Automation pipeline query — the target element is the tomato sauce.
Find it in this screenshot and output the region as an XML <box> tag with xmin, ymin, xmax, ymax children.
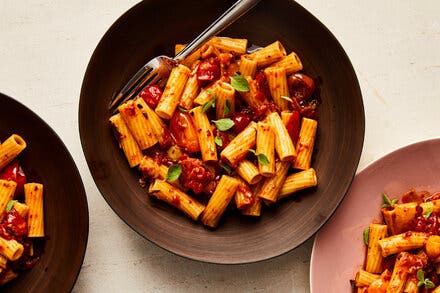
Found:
<box><xmin>180</xmin><ymin>158</ymin><xmax>214</xmax><ymax>195</ymax></box>
<box><xmin>196</xmin><ymin>57</ymin><xmax>221</xmax><ymax>87</ymax></box>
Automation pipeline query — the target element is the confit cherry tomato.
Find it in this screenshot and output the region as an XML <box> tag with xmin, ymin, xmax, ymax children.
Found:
<box><xmin>140</xmin><ymin>84</ymin><xmax>163</xmax><ymax>109</ymax></box>
<box><xmin>287</xmin><ymin>73</ymin><xmax>315</xmax><ymax>100</ymax></box>
<box><xmin>231</xmin><ymin>112</ymin><xmax>251</xmax><ymax>133</ymax></box>
<box><xmin>0</xmin><ymin>161</ymin><xmax>26</xmax><ymax>197</ymax></box>
<box><xmin>169</xmin><ymin>110</ymin><xmax>200</xmax><ymax>153</ymax></box>
<box><xmin>196</xmin><ymin>57</ymin><xmax>220</xmax><ymax>87</ymax></box>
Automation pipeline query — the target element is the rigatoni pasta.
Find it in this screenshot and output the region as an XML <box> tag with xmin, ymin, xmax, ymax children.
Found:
<box><xmin>110</xmin><ymin>37</ymin><xmax>320</xmax><ymax>228</ymax></box>
<box><xmin>353</xmin><ymin>189</ymin><xmax>440</xmax><ymax>291</ymax></box>
<box><xmin>0</xmin><ymin>134</ymin><xmax>26</xmax><ymax>171</ymax></box>
<box><xmin>0</xmin><ymin>134</ymin><xmax>45</xmax><ymax>285</ymax></box>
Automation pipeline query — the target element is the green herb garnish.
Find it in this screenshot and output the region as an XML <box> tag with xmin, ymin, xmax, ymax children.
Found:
<box><xmin>363</xmin><ymin>227</ymin><xmax>369</xmax><ymax>246</ymax></box>
<box><xmin>381</xmin><ymin>193</ymin><xmax>398</xmax><ymax>208</ymax></box>
<box><xmin>212</xmin><ymin>118</ymin><xmax>234</xmax><ymax>131</ymax></box>
<box><xmin>201</xmin><ymin>96</ymin><xmax>216</xmax><ymax>113</ymax></box>
<box><xmin>221</xmin><ymin>163</ymin><xmax>234</xmax><ymax>175</ymax></box>
<box><xmin>425</xmin><ymin>207</ymin><xmax>434</xmax><ymax>218</ymax></box>
<box><xmin>5</xmin><ymin>200</ymin><xmax>16</xmax><ymax>213</ymax></box>
<box><xmin>214</xmin><ymin>136</ymin><xmax>223</xmax><ymax>147</ymax></box>
<box><xmin>248</xmin><ymin>149</ymin><xmax>270</xmax><ymax>165</ymax></box>
<box><xmin>231</xmin><ymin>74</ymin><xmax>250</xmax><ymax>92</ymax></box>
<box><xmin>178</xmin><ymin>106</ymin><xmax>189</xmax><ymax>112</ymax></box>
<box><xmin>166</xmin><ymin>163</ymin><xmax>182</xmax><ymax>182</ymax></box>
<box><xmin>224</xmin><ymin>100</ymin><xmax>232</xmax><ymax>116</ymax></box>
<box><xmin>417</xmin><ymin>270</ymin><xmax>435</xmax><ymax>289</ymax></box>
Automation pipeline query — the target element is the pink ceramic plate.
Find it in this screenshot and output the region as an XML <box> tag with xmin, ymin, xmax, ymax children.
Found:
<box><xmin>310</xmin><ymin>138</ymin><xmax>440</xmax><ymax>292</ymax></box>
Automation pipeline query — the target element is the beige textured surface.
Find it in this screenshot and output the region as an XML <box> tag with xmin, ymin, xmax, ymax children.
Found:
<box><xmin>0</xmin><ymin>0</ymin><xmax>439</xmax><ymax>292</ymax></box>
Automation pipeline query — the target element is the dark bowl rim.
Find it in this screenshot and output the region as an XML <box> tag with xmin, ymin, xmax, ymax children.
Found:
<box><xmin>78</xmin><ymin>0</ymin><xmax>365</xmax><ymax>265</ymax></box>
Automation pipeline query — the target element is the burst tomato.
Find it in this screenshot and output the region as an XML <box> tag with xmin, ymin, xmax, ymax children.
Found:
<box><xmin>140</xmin><ymin>84</ymin><xmax>163</xmax><ymax>109</ymax></box>
<box><xmin>169</xmin><ymin>110</ymin><xmax>200</xmax><ymax>153</ymax></box>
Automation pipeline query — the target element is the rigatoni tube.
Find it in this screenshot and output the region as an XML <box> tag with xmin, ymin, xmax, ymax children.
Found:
<box><xmin>25</xmin><ymin>183</ymin><xmax>44</xmax><ymax>237</ymax></box>
<box><xmin>294</xmin><ymin>118</ymin><xmax>318</xmax><ymax>170</ymax></box>
<box><xmin>134</xmin><ymin>97</ymin><xmax>172</xmax><ymax>147</ymax></box>
<box><xmin>273</xmin><ymin>52</ymin><xmax>303</xmax><ymax>74</ymax></box>
<box><xmin>378</xmin><ymin>231</ymin><xmax>428</xmax><ymax>257</ymax></box>
<box><xmin>109</xmin><ymin>114</ymin><xmax>143</xmax><ymax>167</ymax></box>
<box><xmin>278</xmin><ymin>168</ymin><xmax>317</xmax><ymax>200</ymax></box>
<box><xmin>366</xmin><ymin>224</ymin><xmax>388</xmax><ymax>273</ymax></box>
<box><xmin>220</xmin><ymin>122</ymin><xmax>257</xmax><ymax>167</ymax></box>
<box><xmin>179</xmin><ymin>73</ymin><xmax>200</xmax><ymax>110</ymax></box>
<box><xmin>0</xmin><ymin>134</ymin><xmax>26</xmax><ymax>171</ymax></box>
<box><xmin>191</xmin><ymin>106</ymin><xmax>217</xmax><ymax>162</ymax></box>
<box><xmin>255</xmin><ymin>161</ymin><xmax>290</xmax><ymax>203</ymax></box>
<box><xmin>149</xmin><ymin>179</ymin><xmax>205</xmax><ymax>221</ymax></box>
<box><xmin>201</xmin><ymin>175</ymin><xmax>240</xmax><ymax>228</ymax></box>
<box><xmin>209</xmin><ymin>37</ymin><xmax>247</xmax><ymax>54</ymax></box>
<box><xmin>264</xmin><ymin>66</ymin><xmax>289</xmax><ymax>111</ymax></box>
<box><xmin>215</xmin><ymin>81</ymin><xmax>235</xmax><ymax>120</ymax></box>
<box><xmin>118</xmin><ymin>100</ymin><xmax>158</xmax><ymax>150</ymax></box>
<box><xmin>267</xmin><ymin>112</ymin><xmax>296</xmax><ymax>162</ymax></box>
<box><xmin>239</xmin><ymin>55</ymin><xmax>257</xmax><ymax>78</ymax></box>
<box><xmin>236</xmin><ymin>159</ymin><xmax>262</xmax><ymax>185</ymax></box>
<box><xmin>0</xmin><ymin>180</ymin><xmax>17</xmax><ymax>220</ymax></box>
<box><xmin>155</xmin><ymin>64</ymin><xmax>190</xmax><ymax>119</ymax></box>
<box><xmin>247</xmin><ymin>41</ymin><xmax>286</xmax><ymax>67</ymax></box>
<box><xmin>256</xmin><ymin>122</ymin><xmax>275</xmax><ymax>176</ymax></box>
<box><xmin>0</xmin><ymin>237</ymin><xmax>23</xmax><ymax>261</ymax></box>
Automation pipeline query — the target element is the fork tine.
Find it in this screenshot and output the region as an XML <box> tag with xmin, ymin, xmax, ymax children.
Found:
<box><xmin>109</xmin><ymin>65</ymin><xmax>153</xmax><ymax>109</ymax></box>
<box><xmin>125</xmin><ymin>68</ymin><xmax>160</xmax><ymax>101</ymax></box>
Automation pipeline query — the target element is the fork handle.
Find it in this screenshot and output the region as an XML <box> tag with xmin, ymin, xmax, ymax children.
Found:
<box><xmin>174</xmin><ymin>0</ymin><xmax>262</xmax><ymax>61</ymax></box>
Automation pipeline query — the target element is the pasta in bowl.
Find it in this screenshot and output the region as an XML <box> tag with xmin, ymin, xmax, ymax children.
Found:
<box><xmin>0</xmin><ymin>134</ymin><xmax>44</xmax><ymax>286</ymax></box>
<box><xmin>110</xmin><ymin>37</ymin><xmax>319</xmax><ymax>228</ymax></box>
<box><xmin>0</xmin><ymin>94</ymin><xmax>88</xmax><ymax>291</ymax></box>
<box><xmin>80</xmin><ymin>0</ymin><xmax>364</xmax><ymax>263</ymax></box>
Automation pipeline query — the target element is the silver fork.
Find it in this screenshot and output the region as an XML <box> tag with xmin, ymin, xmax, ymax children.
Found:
<box><xmin>109</xmin><ymin>0</ymin><xmax>261</xmax><ymax>111</ymax></box>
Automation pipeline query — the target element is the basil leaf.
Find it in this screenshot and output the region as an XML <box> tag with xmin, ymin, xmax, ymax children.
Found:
<box><xmin>231</xmin><ymin>74</ymin><xmax>250</xmax><ymax>92</ymax></box>
<box><xmin>166</xmin><ymin>163</ymin><xmax>182</xmax><ymax>182</ymax></box>
<box><xmin>221</xmin><ymin>163</ymin><xmax>234</xmax><ymax>175</ymax></box>
<box><xmin>214</xmin><ymin>136</ymin><xmax>223</xmax><ymax>147</ymax></box>
<box><xmin>425</xmin><ymin>207</ymin><xmax>434</xmax><ymax>218</ymax></box>
<box><xmin>201</xmin><ymin>96</ymin><xmax>216</xmax><ymax>113</ymax></box>
<box><xmin>224</xmin><ymin>100</ymin><xmax>231</xmax><ymax>116</ymax></box>
<box><xmin>5</xmin><ymin>200</ymin><xmax>16</xmax><ymax>212</ymax></box>
<box><xmin>257</xmin><ymin>153</ymin><xmax>270</xmax><ymax>165</ymax></box>
<box><xmin>281</xmin><ymin>95</ymin><xmax>293</xmax><ymax>103</ymax></box>
<box><xmin>248</xmin><ymin>149</ymin><xmax>270</xmax><ymax>165</ymax></box>
<box><xmin>363</xmin><ymin>227</ymin><xmax>369</xmax><ymax>246</ymax></box>
<box><xmin>212</xmin><ymin>118</ymin><xmax>234</xmax><ymax>131</ymax></box>
<box><xmin>425</xmin><ymin>279</ymin><xmax>435</xmax><ymax>289</ymax></box>
<box><xmin>381</xmin><ymin>192</ymin><xmax>398</xmax><ymax>208</ymax></box>
<box><xmin>417</xmin><ymin>270</ymin><xmax>424</xmax><ymax>282</ymax></box>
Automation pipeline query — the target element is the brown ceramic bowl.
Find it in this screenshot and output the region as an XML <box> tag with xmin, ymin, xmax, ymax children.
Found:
<box><xmin>79</xmin><ymin>0</ymin><xmax>364</xmax><ymax>264</ymax></box>
<box><xmin>0</xmin><ymin>93</ymin><xmax>88</xmax><ymax>291</ymax></box>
